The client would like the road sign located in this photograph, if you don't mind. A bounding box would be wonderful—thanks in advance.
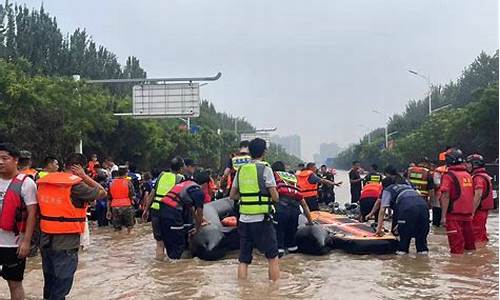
[240,131,272,147]
[131,83,200,118]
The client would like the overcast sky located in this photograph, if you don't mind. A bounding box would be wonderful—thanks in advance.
[23,0,498,160]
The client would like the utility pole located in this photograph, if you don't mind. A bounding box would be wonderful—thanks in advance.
[408,70,432,115]
[73,75,83,154]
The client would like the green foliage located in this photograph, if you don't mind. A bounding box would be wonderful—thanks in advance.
[335,52,499,170]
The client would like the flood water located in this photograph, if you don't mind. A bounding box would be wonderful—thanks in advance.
[1,170,498,300]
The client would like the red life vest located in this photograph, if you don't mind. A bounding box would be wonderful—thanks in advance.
[109,178,132,207]
[274,171,302,201]
[472,168,494,210]
[360,183,382,200]
[0,174,29,235]
[444,165,474,215]
[297,170,318,198]
[161,180,198,209]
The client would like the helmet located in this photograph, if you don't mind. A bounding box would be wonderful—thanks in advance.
[444,148,464,166]
[466,154,485,169]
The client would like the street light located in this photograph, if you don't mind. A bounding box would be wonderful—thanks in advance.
[408,69,432,115]
[372,110,395,149]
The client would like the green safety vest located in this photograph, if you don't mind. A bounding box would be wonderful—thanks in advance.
[367,174,382,184]
[275,171,297,185]
[37,171,49,180]
[232,154,252,171]
[151,172,180,211]
[237,162,272,215]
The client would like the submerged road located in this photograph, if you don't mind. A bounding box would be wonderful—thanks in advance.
[1,170,498,300]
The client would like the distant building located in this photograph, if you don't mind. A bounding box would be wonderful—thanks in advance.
[313,142,341,165]
[271,135,301,159]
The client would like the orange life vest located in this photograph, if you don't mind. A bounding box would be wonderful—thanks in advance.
[37,172,87,234]
[109,178,132,207]
[297,170,318,198]
[19,168,37,179]
[161,180,198,209]
[360,183,382,200]
[444,165,474,215]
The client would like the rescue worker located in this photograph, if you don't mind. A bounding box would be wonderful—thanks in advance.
[439,148,476,255]
[230,138,280,281]
[359,182,383,222]
[363,164,383,184]
[0,143,38,300]
[36,156,59,180]
[407,160,435,205]
[318,165,341,207]
[38,153,106,300]
[18,150,37,179]
[349,161,363,203]
[375,165,429,255]
[223,140,251,196]
[432,163,448,227]
[271,161,313,257]
[107,165,135,234]
[466,154,494,248]
[159,169,209,259]
[142,157,185,260]
[297,162,338,211]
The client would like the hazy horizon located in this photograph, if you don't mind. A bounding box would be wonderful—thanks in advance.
[21,0,499,160]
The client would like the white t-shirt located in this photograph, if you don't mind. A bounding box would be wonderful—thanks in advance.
[232,161,276,223]
[0,175,38,247]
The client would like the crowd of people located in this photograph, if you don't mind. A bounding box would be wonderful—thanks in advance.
[348,147,495,255]
[0,140,496,299]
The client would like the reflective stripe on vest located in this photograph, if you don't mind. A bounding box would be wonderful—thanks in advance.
[109,178,131,207]
[408,167,430,197]
[37,172,86,234]
[232,154,251,171]
[367,174,382,184]
[152,172,178,210]
[238,163,272,215]
[297,170,318,198]
[0,174,28,234]
[161,180,197,209]
[275,171,302,202]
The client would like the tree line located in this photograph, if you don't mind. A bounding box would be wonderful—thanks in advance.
[0,2,301,172]
[334,51,499,170]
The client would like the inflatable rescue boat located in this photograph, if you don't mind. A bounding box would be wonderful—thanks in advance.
[190,198,239,261]
[296,211,398,255]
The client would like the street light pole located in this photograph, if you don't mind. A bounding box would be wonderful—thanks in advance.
[372,110,389,149]
[408,70,432,115]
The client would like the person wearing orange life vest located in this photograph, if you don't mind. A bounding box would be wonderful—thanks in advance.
[359,182,383,222]
[466,154,495,248]
[297,162,338,211]
[0,143,38,300]
[107,165,135,234]
[440,148,476,255]
[159,169,209,259]
[38,153,106,300]
[18,150,38,179]
[271,161,313,257]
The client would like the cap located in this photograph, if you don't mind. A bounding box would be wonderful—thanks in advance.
[19,150,32,159]
[184,159,197,167]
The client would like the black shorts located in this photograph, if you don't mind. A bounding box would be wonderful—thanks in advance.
[0,247,26,282]
[359,197,377,219]
[150,210,162,241]
[305,197,319,211]
[238,220,279,264]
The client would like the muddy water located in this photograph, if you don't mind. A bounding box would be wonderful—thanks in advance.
[1,170,498,300]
